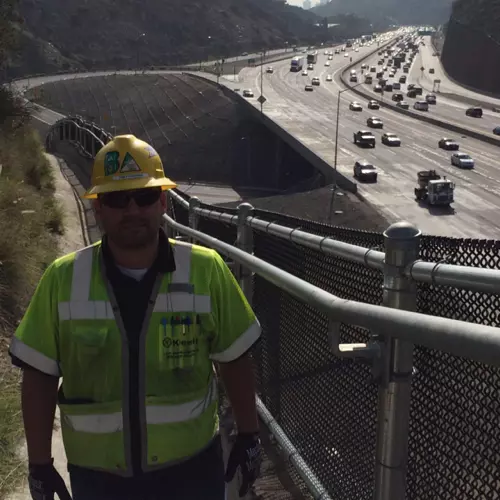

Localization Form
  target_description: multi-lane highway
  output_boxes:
[235,31,500,239]
[356,37,500,137]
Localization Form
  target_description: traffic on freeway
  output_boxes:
[236,28,500,239]
[356,35,500,138]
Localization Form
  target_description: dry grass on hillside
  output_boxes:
[0,121,64,499]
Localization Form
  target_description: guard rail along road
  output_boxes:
[50,113,500,500]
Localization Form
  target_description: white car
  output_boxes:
[451,152,474,168]
[325,61,330,67]
[328,55,333,60]
[349,101,363,111]
[326,74,333,81]
[243,89,254,98]
[381,133,401,146]
[302,70,308,76]
[355,48,359,52]
[344,53,349,57]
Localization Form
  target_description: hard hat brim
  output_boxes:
[83,176,177,199]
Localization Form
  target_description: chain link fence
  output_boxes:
[169,195,500,500]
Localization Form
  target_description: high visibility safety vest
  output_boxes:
[10,239,261,476]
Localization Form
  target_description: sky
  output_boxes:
[286,0,320,6]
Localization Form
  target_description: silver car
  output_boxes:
[451,152,474,169]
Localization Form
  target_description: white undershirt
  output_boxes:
[116,265,149,281]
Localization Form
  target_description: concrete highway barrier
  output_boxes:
[339,42,500,148]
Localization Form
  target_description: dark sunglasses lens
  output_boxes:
[101,189,161,209]
[134,189,161,207]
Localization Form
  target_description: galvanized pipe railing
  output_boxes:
[168,190,500,295]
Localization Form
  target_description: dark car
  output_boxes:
[367,117,384,128]
[353,130,376,147]
[399,75,407,83]
[466,107,483,118]
[493,126,500,136]
[354,160,378,182]
[368,100,380,110]
[392,92,404,102]
[304,85,313,92]
[438,138,459,150]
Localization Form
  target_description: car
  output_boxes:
[466,107,483,118]
[378,60,383,66]
[242,89,254,98]
[413,87,423,96]
[399,75,407,83]
[493,126,500,136]
[451,152,475,169]
[368,100,380,109]
[392,92,404,102]
[396,100,410,109]
[302,70,308,76]
[325,61,330,66]
[354,160,378,181]
[376,71,384,78]
[266,67,274,74]
[426,94,437,104]
[370,66,377,73]
[353,130,376,147]
[304,85,314,92]
[344,53,349,57]
[407,83,416,90]
[307,64,314,70]
[324,50,329,55]
[328,55,333,60]
[350,75,358,82]
[429,68,435,74]
[438,138,459,150]
[381,133,401,146]
[326,74,333,82]
[384,84,393,92]
[361,63,368,70]
[414,100,429,111]
[367,116,384,128]
[365,75,373,84]
[374,84,383,93]
[335,49,340,54]
[355,48,359,52]
[349,101,363,111]
[392,82,401,90]
[312,77,320,86]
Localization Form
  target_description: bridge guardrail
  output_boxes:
[165,203,500,500]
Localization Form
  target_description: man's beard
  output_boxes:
[105,217,159,250]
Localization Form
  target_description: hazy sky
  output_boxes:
[287,0,319,6]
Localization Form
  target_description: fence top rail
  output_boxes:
[164,213,500,367]
[168,190,500,295]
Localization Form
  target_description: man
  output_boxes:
[9,135,262,500]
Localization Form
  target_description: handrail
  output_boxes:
[168,190,500,294]
[163,213,500,367]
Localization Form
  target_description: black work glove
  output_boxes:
[225,432,262,497]
[28,459,72,500]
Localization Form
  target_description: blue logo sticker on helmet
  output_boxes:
[104,151,120,176]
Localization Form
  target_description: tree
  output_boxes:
[0,0,20,70]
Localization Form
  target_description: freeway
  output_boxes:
[356,37,500,138]
[235,31,500,239]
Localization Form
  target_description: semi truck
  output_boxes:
[414,170,455,206]
[307,51,318,64]
[290,57,304,72]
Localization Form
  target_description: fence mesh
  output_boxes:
[169,196,500,500]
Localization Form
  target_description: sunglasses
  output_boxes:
[99,188,161,209]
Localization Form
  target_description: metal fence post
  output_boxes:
[374,221,421,500]
[188,196,201,244]
[235,202,254,305]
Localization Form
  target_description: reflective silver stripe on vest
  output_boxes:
[64,378,218,434]
[58,242,211,321]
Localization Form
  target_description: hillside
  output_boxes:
[11,0,324,76]
[440,0,500,95]
[311,0,453,26]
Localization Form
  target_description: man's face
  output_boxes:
[94,188,167,250]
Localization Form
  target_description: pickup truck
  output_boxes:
[353,130,376,148]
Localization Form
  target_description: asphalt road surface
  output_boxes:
[357,36,500,138]
[235,34,500,239]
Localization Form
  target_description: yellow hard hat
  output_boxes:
[83,135,177,199]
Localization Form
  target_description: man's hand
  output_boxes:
[28,459,72,500]
[225,432,262,497]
